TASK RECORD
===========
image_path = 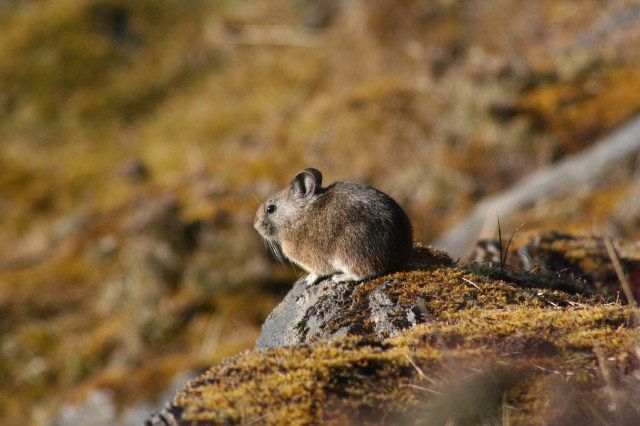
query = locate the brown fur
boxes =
[254,168,413,282]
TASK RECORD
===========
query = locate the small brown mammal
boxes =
[254,168,413,284]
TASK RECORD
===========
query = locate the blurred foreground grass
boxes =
[1,0,640,423]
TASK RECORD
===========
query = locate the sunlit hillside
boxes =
[1,0,640,424]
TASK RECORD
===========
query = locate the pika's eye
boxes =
[266,204,276,214]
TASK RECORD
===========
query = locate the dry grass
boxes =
[1,0,640,423]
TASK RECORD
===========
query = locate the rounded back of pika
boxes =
[254,168,413,280]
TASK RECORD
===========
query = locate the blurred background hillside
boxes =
[2,0,640,424]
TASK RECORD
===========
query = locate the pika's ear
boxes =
[290,168,322,198]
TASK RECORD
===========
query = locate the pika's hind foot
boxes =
[331,273,364,283]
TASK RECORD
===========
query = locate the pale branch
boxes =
[435,115,640,259]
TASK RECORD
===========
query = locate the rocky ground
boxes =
[148,237,640,425]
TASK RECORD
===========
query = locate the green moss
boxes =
[489,232,640,301]
[467,264,598,298]
[164,240,640,424]
[172,303,638,424]
[320,252,596,339]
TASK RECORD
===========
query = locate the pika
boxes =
[254,168,413,284]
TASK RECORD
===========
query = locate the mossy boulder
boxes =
[255,246,454,349]
[148,239,640,425]
[473,231,640,300]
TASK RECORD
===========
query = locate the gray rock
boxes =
[369,280,423,338]
[254,275,427,350]
[53,390,117,426]
[53,371,196,426]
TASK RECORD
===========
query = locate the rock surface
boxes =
[255,245,453,349]
[256,277,422,349]
[55,372,196,426]
[254,276,356,349]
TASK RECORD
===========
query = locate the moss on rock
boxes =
[149,237,640,425]
[474,231,640,301]
[157,304,637,425]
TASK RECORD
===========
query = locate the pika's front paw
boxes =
[331,273,363,283]
[304,274,320,286]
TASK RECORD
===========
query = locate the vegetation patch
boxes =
[166,300,638,425]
